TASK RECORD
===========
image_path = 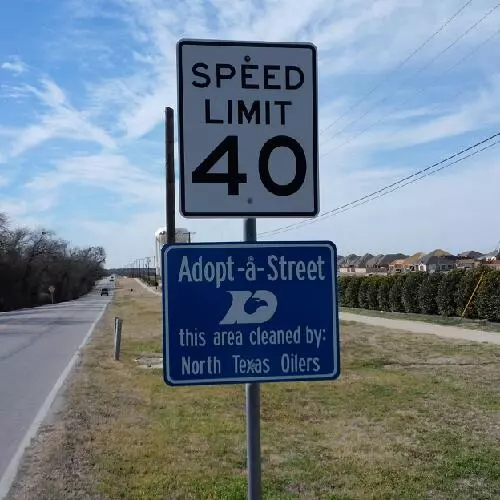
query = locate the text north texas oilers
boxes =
[189,62,306,126]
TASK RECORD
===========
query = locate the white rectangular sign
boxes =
[176,39,319,218]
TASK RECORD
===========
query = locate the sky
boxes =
[1,0,500,268]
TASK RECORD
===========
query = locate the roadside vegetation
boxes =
[339,266,500,323]
[9,278,500,499]
[0,211,106,311]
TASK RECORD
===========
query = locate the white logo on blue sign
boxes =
[219,290,278,325]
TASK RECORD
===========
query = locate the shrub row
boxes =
[338,265,500,322]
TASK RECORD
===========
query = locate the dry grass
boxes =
[8,278,500,499]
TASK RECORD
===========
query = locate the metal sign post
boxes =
[244,218,261,500]
[165,107,176,245]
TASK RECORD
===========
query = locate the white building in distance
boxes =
[154,227,192,278]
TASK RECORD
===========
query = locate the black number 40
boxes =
[192,135,307,196]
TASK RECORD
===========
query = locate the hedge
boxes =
[338,265,500,322]
[377,276,393,312]
[436,270,464,317]
[389,274,406,312]
[418,273,442,315]
[402,272,427,313]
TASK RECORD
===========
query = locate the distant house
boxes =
[389,252,426,273]
[456,258,480,270]
[417,254,457,273]
[365,254,384,269]
[379,253,408,269]
[389,259,405,274]
[339,254,361,267]
[485,259,500,271]
[354,253,374,267]
[339,253,392,276]
[339,254,376,275]
[478,251,500,261]
[338,254,360,275]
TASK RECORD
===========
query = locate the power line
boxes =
[319,0,474,137]
[258,131,500,238]
[320,1,500,151]
[321,25,500,159]
[328,139,500,217]
[264,137,500,238]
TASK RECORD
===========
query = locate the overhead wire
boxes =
[319,0,474,137]
[318,139,500,219]
[258,131,500,238]
[320,1,500,152]
[262,138,500,238]
[321,25,500,159]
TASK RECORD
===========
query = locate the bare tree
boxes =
[0,213,106,311]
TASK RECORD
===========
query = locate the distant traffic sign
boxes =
[176,39,319,218]
[161,241,339,386]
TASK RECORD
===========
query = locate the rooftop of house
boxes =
[337,248,498,268]
[426,248,454,257]
[401,252,426,265]
[419,254,458,265]
[458,250,483,259]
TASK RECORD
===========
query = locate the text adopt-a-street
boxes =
[171,252,333,379]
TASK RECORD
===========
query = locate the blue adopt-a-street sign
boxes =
[161,241,340,386]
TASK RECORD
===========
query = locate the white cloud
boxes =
[27,153,163,206]
[7,78,115,158]
[0,195,56,227]
[318,72,500,158]
[1,56,28,75]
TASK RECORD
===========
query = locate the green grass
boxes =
[9,278,500,500]
[341,306,500,333]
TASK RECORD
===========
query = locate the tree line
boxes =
[0,212,106,312]
[338,265,500,322]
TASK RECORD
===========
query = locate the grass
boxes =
[8,278,500,499]
[341,306,500,333]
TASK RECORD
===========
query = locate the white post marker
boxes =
[176,39,319,218]
[48,285,55,304]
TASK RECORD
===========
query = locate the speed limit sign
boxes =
[176,39,319,218]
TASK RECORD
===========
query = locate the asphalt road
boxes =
[0,278,114,498]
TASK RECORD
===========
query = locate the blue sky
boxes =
[1,0,500,267]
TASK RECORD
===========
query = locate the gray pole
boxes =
[114,317,122,361]
[244,218,261,500]
[166,107,176,245]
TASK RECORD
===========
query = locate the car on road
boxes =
[101,288,109,296]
